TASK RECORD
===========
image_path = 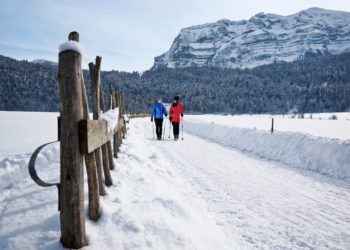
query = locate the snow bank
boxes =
[0,156,28,189]
[99,108,119,132]
[185,119,350,182]
[58,40,84,55]
[0,142,59,189]
[188,114,350,140]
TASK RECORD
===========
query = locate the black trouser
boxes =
[155,118,163,139]
[172,122,180,138]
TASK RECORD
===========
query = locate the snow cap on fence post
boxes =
[59,31,84,55]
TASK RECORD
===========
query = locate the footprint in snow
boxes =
[152,198,188,218]
[122,220,142,233]
[148,154,157,159]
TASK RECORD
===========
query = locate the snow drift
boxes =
[185,119,350,182]
[99,107,119,132]
[0,143,59,189]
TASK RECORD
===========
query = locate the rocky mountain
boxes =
[32,59,58,66]
[152,8,350,70]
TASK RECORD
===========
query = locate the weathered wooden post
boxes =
[100,84,115,170]
[113,89,119,158]
[88,60,107,196]
[89,57,113,186]
[271,118,274,133]
[80,76,101,221]
[58,31,87,248]
[121,96,127,137]
[116,90,123,148]
[97,83,111,180]
[109,83,114,110]
[57,117,61,140]
[114,90,121,151]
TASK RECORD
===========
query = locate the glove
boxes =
[181,114,184,117]
[165,113,168,117]
[151,117,153,122]
[169,117,172,122]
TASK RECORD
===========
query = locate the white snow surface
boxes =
[188,113,350,140]
[0,111,58,156]
[58,40,84,55]
[1,112,350,249]
[185,115,350,182]
[99,108,120,132]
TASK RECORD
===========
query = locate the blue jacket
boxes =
[151,103,167,119]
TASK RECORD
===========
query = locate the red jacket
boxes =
[169,102,184,123]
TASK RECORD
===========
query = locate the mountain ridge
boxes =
[152,7,350,70]
[32,59,58,66]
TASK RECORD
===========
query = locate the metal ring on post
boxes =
[28,141,60,187]
[28,141,60,210]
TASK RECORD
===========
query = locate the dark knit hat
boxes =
[173,96,179,101]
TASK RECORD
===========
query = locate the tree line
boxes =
[0,52,349,114]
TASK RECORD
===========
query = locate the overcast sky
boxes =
[1,0,350,71]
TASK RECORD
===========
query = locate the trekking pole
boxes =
[152,122,155,139]
[168,121,171,138]
[181,117,184,140]
[163,120,166,140]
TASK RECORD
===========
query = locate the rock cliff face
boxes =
[152,8,350,70]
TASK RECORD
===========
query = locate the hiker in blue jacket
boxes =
[151,97,167,140]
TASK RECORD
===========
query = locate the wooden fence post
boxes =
[89,60,107,195]
[109,83,114,110]
[116,90,122,148]
[58,31,87,248]
[81,76,100,221]
[89,57,113,186]
[271,118,274,133]
[98,83,111,178]
[57,117,61,141]
[121,96,126,137]
[113,89,119,158]
[100,84,115,170]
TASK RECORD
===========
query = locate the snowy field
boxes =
[188,113,350,140]
[0,111,350,249]
[0,112,58,156]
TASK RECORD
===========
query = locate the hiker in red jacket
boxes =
[169,96,184,140]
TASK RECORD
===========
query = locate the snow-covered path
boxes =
[156,130,350,249]
[135,118,350,249]
[1,116,350,249]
